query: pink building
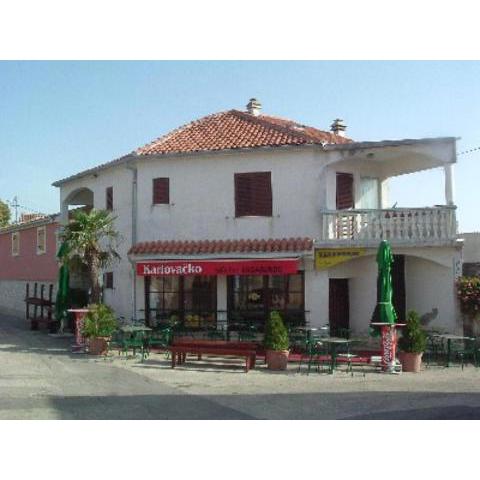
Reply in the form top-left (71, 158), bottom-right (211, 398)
top-left (0, 215), bottom-right (59, 317)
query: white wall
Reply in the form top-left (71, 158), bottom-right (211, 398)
top-left (461, 232), bottom-right (480, 263)
top-left (405, 255), bottom-right (461, 333)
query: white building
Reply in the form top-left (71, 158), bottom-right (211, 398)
top-left (53, 99), bottom-right (463, 334)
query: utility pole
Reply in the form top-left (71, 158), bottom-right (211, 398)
top-left (11, 196), bottom-right (19, 223)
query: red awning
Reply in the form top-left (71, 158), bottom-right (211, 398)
top-left (136, 258), bottom-right (299, 276)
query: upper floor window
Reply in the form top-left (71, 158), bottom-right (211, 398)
top-left (106, 186), bottom-right (113, 211)
top-left (234, 172), bottom-right (272, 217)
top-left (11, 232), bottom-right (19, 256)
top-left (36, 226), bottom-right (46, 255)
top-left (336, 172), bottom-right (354, 210)
top-left (153, 177), bottom-right (170, 205)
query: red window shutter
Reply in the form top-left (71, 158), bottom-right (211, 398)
top-left (235, 172), bottom-right (272, 217)
top-left (153, 178), bottom-right (170, 204)
top-left (336, 173), bottom-right (354, 210)
top-left (106, 187), bottom-right (113, 211)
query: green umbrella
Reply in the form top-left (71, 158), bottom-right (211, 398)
top-left (371, 240), bottom-right (397, 326)
top-left (55, 241), bottom-right (71, 332)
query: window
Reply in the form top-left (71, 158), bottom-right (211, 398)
top-left (234, 172), bottom-right (272, 217)
top-left (153, 177), bottom-right (170, 204)
top-left (359, 177), bottom-right (379, 209)
top-left (336, 172), bottom-right (354, 210)
top-left (104, 272), bottom-right (114, 289)
top-left (11, 232), bottom-right (19, 256)
top-left (145, 275), bottom-right (217, 328)
top-left (36, 226), bottom-right (46, 255)
top-left (228, 273), bottom-right (305, 329)
top-left (106, 186), bottom-right (113, 211)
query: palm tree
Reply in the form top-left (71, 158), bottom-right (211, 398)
top-left (59, 209), bottom-right (121, 303)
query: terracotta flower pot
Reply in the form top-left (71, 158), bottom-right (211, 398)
top-left (266, 349), bottom-right (289, 370)
top-left (398, 351), bottom-right (423, 373)
top-left (88, 337), bottom-right (109, 355)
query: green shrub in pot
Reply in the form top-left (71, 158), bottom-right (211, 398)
top-left (264, 311), bottom-right (290, 370)
top-left (82, 303), bottom-right (118, 339)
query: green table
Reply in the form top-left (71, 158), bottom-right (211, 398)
top-left (119, 325), bottom-right (152, 361)
top-left (319, 337), bottom-right (355, 373)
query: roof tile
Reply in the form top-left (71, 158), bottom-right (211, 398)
top-left (128, 237), bottom-right (313, 256)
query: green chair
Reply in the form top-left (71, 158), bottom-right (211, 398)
top-left (238, 325), bottom-right (258, 342)
top-left (122, 331), bottom-right (148, 361)
top-left (454, 337), bottom-right (479, 370)
top-left (106, 330), bottom-right (126, 357)
top-left (424, 335), bottom-right (445, 366)
top-left (145, 327), bottom-right (172, 358)
top-left (206, 327), bottom-right (226, 340)
top-left (298, 336), bottom-right (329, 374)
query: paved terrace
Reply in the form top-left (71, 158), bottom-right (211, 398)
top-left (1, 313), bottom-right (480, 419)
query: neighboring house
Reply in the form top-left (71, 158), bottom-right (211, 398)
top-left (0, 214), bottom-right (59, 317)
top-left (53, 98), bottom-right (462, 334)
top-left (460, 232), bottom-right (480, 276)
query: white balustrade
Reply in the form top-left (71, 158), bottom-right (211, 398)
top-left (319, 206), bottom-right (457, 245)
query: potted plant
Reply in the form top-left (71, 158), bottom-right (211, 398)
top-left (397, 310), bottom-right (427, 373)
top-left (264, 311), bottom-right (290, 370)
top-left (82, 303), bottom-right (118, 355)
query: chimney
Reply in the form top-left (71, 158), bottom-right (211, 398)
top-left (246, 98), bottom-right (262, 116)
top-left (330, 118), bottom-right (347, 137)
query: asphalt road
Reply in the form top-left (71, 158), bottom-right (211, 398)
top-left (1, 314), bottom-right (480, 420)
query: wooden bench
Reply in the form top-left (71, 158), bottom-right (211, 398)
top-left (25, 283), bottom-right (56, 332)
top-left (169, 344), bottom-right (257, 372)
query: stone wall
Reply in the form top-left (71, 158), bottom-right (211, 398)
top-left (0, 279), bottom-right (57, 319)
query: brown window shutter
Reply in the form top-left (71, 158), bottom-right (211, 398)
top-left (153, 178), bottom-right (170, 204)
top-left (106, 186), bottom-right (113, 211)
top-left (336, 172), bottom-right (354, 210)
top-left (235, 172), bottom-right (272, 217)
top-left (104, 272), bottom-right (113, 289)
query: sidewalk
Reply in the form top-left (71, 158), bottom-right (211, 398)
top-left (1, 313), bottom-right (480, 419)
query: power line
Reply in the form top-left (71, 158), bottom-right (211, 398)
top-left (458, 146), bottom-right (480, 156)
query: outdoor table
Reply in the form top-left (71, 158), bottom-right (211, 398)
top-left (119, 325), bottom-right (152, 361)
top-left (436, 334), bottom-right (472, 367)
top-left (319, 337), bottom-right (355, 373)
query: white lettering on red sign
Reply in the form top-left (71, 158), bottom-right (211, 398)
top-left (142, 263), bottom-right (203, 276)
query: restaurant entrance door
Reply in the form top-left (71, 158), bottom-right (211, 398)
top-left (329, 278), bottom-right (350, 336)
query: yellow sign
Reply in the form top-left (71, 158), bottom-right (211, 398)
top-left (315, 248), bottom-right (367, 270)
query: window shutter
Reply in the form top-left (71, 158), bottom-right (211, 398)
top-left (153, 178), bottom-right (170, 204)
top-left (336, 172), bottom-right (354, 210)
top-left (106, 186), bottom-right (113, 211)
top-left (104, 272), bottom-right (114, 289)
top-left (235, 172), bottom-right (272, 217)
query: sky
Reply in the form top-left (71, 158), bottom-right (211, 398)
top-left (0, 60), bottom-right (479, 231)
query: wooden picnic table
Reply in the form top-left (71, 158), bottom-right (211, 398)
top-left (169, 340), bottom-right (257, 372)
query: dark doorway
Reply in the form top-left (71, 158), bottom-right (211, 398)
top-left (329, 278), bottom-right (350, 336)
top-left (391, 255), bottom-right (406, 323)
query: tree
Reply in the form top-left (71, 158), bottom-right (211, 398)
top-left (60, 209), bottom-right (121, 303)
top-left (0, 199), bottom-right (10, 227)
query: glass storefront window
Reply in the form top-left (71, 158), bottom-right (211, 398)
top-left (228, 273), bottom-right (305, 329)
top-left (145, 275), bottom-right (216, 328)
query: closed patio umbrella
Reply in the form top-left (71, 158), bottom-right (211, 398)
top-left (371, 240), bottom-right (397, 325)
top-left (55, 241), bottom-right (71, 333)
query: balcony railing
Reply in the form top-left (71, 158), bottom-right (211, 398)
top-left (319, 206), bottom-right (457, 246)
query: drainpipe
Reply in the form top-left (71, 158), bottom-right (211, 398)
top-left (126, 162), bottom-right (138, 321)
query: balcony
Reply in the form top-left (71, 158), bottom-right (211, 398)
top-left (319, 206), bottom-right (457, 246)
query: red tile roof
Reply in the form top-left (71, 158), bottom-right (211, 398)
top-left (128, 237), bottom-right (313, 256)
top-left (136, 110), bottom-right (351, 156)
